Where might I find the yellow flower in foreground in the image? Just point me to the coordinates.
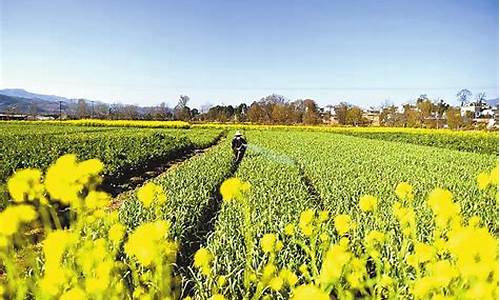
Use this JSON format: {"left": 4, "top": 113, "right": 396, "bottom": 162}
{"left": 60, "top": 287, "right": 86, "bottom": 300}
{"left": 291, "top": 284, "right": 330, "bottom": 300}
{"left": 319, "top": 243, "right": 351, "bottom": 285}
{"left": 0, "top": 205, "right": 37, "bottom": 236}
{"left": 85, "top": 191, "right": 110, "bottom": 209}
{"left": 365, "top": 230, "right": 385, "bottom": 246}
{"left": 395, "top": 182, "right": 413, "bottom": 201}
{"left": 284, "top": 223, "right": 295, "bottom": 236}
{"left": 217, "top": 275, "right": 227, "bottom": 287}
{"left": 269, "top": 276, "right": 284, "bottom": 291}
{"left": 137, "top": 182, "right": 167, "bottom": 208}
{"left": 318, "top": 210, "right": 329, "bottom": 222}
{"left": 261, "top": 233, "right": 277, "bottom": 253}
{"left": 194, "top": 247, "right": 213, "bottom": 275}
{"left": 427, "top": 188, "right": 460, "bottom": 228}
{"left": 7, "top": 168, "right": 44, "bottom": 203}
{"left": 209, "top": 294, "right": 226, "bottom": 300}
{"left": 490, "top": 165, "right": 498, "bottom": 186}
{"left": 45, "top": 154, "right": 103, "bottom": 205}
{"left": 279, "top": 268, "right": 298, "bottom": 286}
{"left": 219, "top": 177, "right": 251, "bottom": 201}
{"left": 334, "top": 214, "right": 352, "bottom": 235}
{"left": 359, "top": 195, "right": 378, "bottom": 212}
{"left": 124, "top": 220, "right": 170, "bottom": 266}
{"left": 108, "top": 223, "right": 125, "bottom": 243}
{"left": 477, "top": 171, "right": 490, "bottom": 190}
{"left": 299, "top": 209, "right": 315, "bottom": 236}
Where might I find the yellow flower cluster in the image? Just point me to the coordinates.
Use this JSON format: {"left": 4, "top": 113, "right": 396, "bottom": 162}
{"left": 477, "top": 164, "right": 498, "bottom": 190}
{"left": 30, "top": 119, "right": 191, "bottom": 129}
{"left": 219, "top": 177, "right": 251, "bottom": 201}
{"left": 194, "top": 247, "right": 214, "bottom": 276}
{"left": 45, "top": 154, "right": 104, "bottom": 206}
{"left": 199, "top": 169, "right": 498, "bottom": 299}
{"left": 124, "top": 220, "right": 172, "bottom": 266}
{"left": 1, "top": 155, "right": 179, "bottom": 299}
{"left": 137, "top": 182, "right": 167, "bottom": 208}
{"left": 7, "top": 169, "right": 45, "bottom": 203}
{"left": 358, "top": 194, "right": 378, "bottom": 212}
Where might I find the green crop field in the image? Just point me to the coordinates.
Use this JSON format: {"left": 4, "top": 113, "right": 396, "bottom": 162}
{"left": 0, "top": 121, "right": 498, "bottom": 300}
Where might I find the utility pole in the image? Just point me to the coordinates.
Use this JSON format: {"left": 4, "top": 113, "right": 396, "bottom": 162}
{"left": 91, "top": 100, "right": 95, "bottom": 119}
{"left": 59, "top": 101, "right": 62, "bottom": 121}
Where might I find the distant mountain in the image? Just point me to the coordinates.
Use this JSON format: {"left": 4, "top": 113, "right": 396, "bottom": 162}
{"left": 486, "top": 98, "right": 499, "bottom": 106}
{"left": 0, "top": 89, "right": 70, "bottom": 103}
{"left": 0, "top": 94, "right": 72, "bottom": 114}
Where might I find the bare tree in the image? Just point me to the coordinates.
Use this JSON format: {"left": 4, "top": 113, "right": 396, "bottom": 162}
{"left": 457, "top": 89, "right": 472, "bottom": 106}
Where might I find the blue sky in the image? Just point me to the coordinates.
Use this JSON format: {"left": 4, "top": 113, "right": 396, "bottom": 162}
{"left": 1, "top": 0, "right": 498, "bottom": 108}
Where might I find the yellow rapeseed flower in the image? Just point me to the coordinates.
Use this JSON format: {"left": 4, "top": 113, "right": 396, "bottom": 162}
{"left": 137, "top": 182, "right": 167, "bottom": 208}
{"left": 490, "top": 165, "right": 498, "bottom": 186}
{"left": 269, "top": 276, "right": 284, "bottom": 291}
{"left": 319, "top": 243, "right": 351, "bottom": 285}
{"left": 299, "top": 209, "right": 315, "bottom": 236}
{"left": 108, "top": 223, "right": 125, "bottom": 243}
{"left": 359, "top": 195, "right": 378, "bottom": 212}
{"left": 427, "top": 188, "right": 460, "bottom": 228}
{"left": 365, "top": 230, "right": 385, "bottom": 246}
{"left": 334, "top": 214, "right": 352, "bottom": 235}
{"left": 284, "top": 223, "right": 295, "bottom": 236}
{"left": 45, "top": 154, "right": 104, "bottom": 205}
{"left": 260, "top": 233, "right": 277, "bottom": 253}
{"left": 428, "top": 260, "right": 458, "bottom": 288}
{"left": 60, "top": 287, "right": 86, "bottom": 300}
{"left": 262, "top": 263, "right": 276, "bottom": 282}
{"left": 124, "top": 220, "right": 170, "bottom": 267}
{"left": 279, "top": 268, "right": 298, "bottom": 286}
{"left": 209, "top": 294, "right": 226, "bottom": 300}
{"left": 219, "top": 177, "right": 251, "bottom": 201}
{"left": 194, "top": 247, "right": 213, "bottom": 276}
{"left": 412, "top": 276, "right": 435, "bottom": 299}
{"left": 85, "top": 191, "right": 110, "bottom": 209}
{"left": 0, "top": 205, "right": 37, "bottom": 236}
{"left": 477, "top": 171, "right": 490, "bottom": 190}
{"left": 7, "top": 168, "right": 44, "bottom": 203}
{"left": 217, "top": 275, "right": 227, "bottom": 287}
{"left": 291, "top": 284, "right": 330, "bottom": 300}
{"left": 318, "top": 210, "right": 329, "bottom": 222}
{"left": 395, "top": 182, "right": 413, "bottom": 201}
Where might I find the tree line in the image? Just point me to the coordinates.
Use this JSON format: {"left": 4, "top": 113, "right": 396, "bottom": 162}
{"left": 41, "top": 88, "right": 494, "bottom": 129}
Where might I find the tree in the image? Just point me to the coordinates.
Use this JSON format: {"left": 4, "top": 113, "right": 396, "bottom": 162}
{"left": 434, "top": 99, "right": 450, "bottom": 129}
{"left": 247, "top": 102, "right": 268, "bottom": 123}
{"left": 334, "top": 102, "right": 350, "bottom": 125}
{"left": 475, "top": 92, "right": 486, "bottom": 105}
{"left": 403, "top": 104, "right": 419, "bottom": 127}
{"left": 234, "top": 103, "right": 248, "bottom": 122}
{"left": 457, "top": 89, "right": 472, "bottom": 106}
{"left": 446, "top": 107, "right": 462, "bottom": 129}
{"left": 416, "top": 99, "right": 433, "bottom": 127}
{"left": 174, "top": 95, "right": 191, "bottom": 121}
{"left": 302, "top": 99, "right": 320, "bottom": 125}
{"left": 346, "top": 106, "right": 364, "bottom": 126}
{"left": 271, "top": 104, "right": 290, "bottom": 124}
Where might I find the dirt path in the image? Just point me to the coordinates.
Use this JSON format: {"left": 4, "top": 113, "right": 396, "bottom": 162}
{"left": 108, "top": 134, "right": 226, "bottom": 210}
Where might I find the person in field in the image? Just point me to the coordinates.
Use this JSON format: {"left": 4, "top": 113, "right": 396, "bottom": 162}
{"left": 231, "top": 131, "right": 247, "bottom": 163}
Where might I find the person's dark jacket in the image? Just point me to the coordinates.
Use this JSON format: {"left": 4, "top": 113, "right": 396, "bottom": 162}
{"left": 232, "top": 136, "right": 247, "bottom": 153}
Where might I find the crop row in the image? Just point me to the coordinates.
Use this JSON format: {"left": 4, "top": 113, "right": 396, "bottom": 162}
{"left": 0, "top": 125, "right": 224, "bottom": 208}
{"left": 195, "top": 123, "right": 498, "bottom": 155}
{"left": 0, "top": 119, "right": 190, "bottom": 128}
{"left": 226, "top": 130, "right": 497, "bottom": 296}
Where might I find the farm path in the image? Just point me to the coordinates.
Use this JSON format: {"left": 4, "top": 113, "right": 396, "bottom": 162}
{"left": 108, "top": 133, "right": 226, "bottom": 209}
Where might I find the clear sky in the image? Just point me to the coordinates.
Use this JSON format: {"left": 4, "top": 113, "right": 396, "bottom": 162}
{"left": 1, "top": 0, "right": 498, "bottom": 108}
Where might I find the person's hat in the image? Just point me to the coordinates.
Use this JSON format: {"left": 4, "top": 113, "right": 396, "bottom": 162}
{"left": 235, "top": 131, "right": 242, "bottom": 136}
